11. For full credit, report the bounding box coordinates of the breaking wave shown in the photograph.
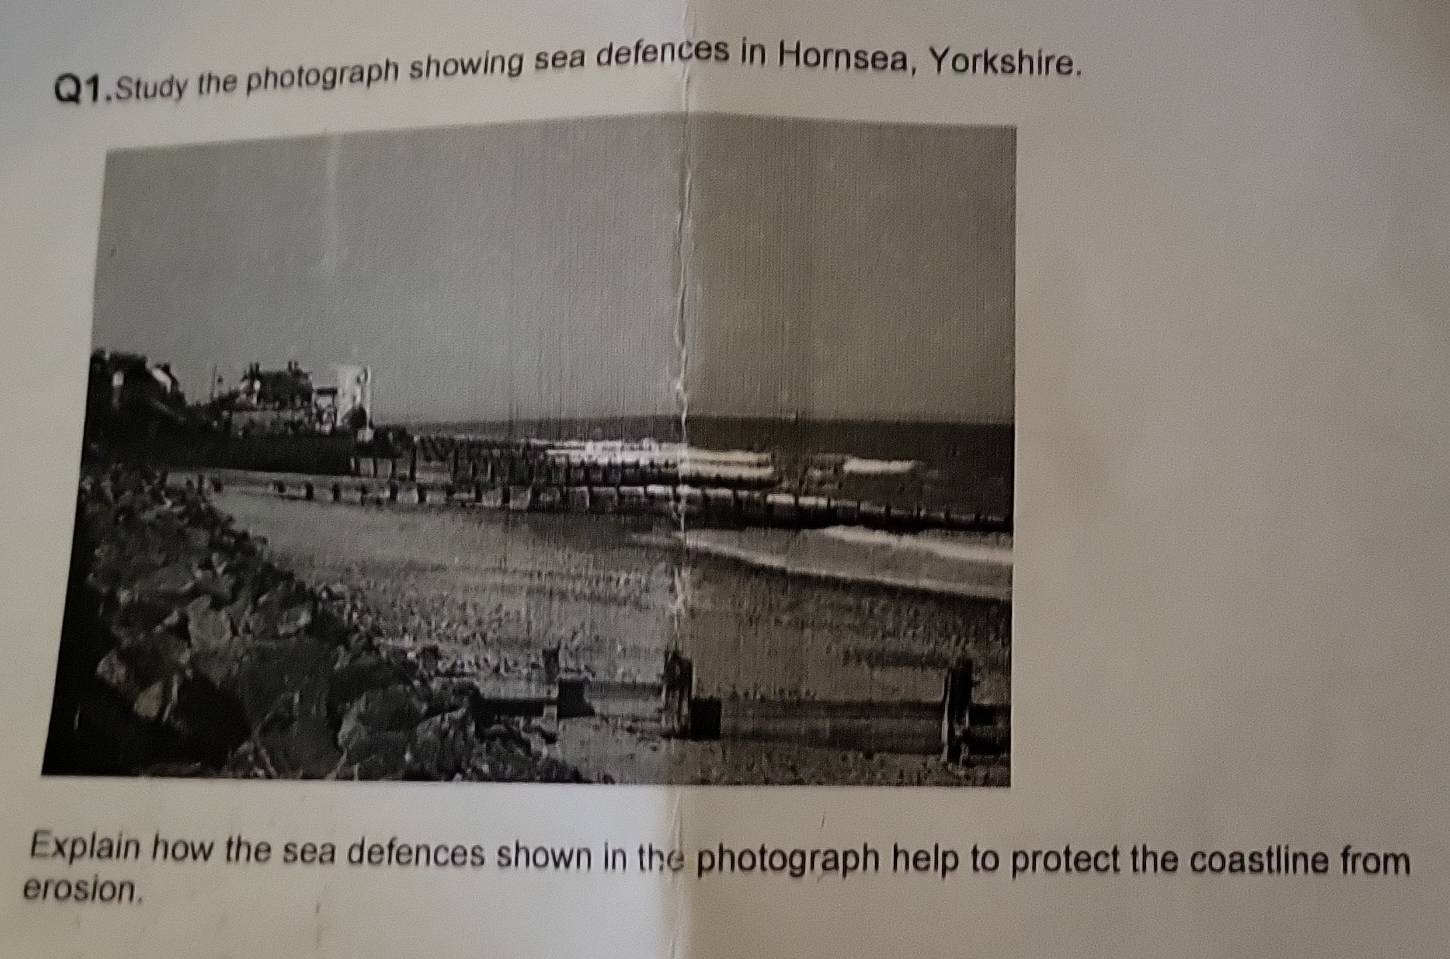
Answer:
[675,527,1012,602]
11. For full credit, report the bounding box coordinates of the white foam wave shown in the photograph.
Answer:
[819,526,1012,566]
[839,457,920,476]
[677,528,1012,601]
[544,441,775,479]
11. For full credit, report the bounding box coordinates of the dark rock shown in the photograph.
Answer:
[183,527,212,555]
[342,684,428,734]
[327,652,413,719]
[257,714,343,778]
[342,730,410,779]
[164,675,250,766]
[421,679,475,717]
[94,649,139,702]
[478,722,529,750]
[307,605,351,646]
[112,588,179,633]
[97,667,251,773]
[116,627,190,687]
[133,676,177,722]
[190,645,246,693]
[406,708,475,778]
[526,720,559,745]
[245,584,313,641]
[191,570,236,605]
[414,643,442,673]
[133,561,198,603]
[187,596,236,652]
[69,684,180,774]
[337,711,370,754]
[232,637,335,729]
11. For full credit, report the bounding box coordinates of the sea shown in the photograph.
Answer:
[408,416,1014,519]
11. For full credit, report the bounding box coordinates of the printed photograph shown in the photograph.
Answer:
[44,114,1014,785]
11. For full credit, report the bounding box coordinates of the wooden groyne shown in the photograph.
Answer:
[677,657,1010,762]
[340,433,1011,534]
[403,434,779,491]
[460,650,1009,764]
[230,472,1008,537]
[256,474,1009,535]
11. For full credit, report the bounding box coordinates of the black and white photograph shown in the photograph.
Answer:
[44,114,1014,785]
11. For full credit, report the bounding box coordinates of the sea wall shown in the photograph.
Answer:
[44,464,582,782]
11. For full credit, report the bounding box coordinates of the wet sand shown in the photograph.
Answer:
[215,488,1009,785]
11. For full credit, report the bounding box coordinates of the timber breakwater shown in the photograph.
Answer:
[44,463,584,782]
[341,433,1013,536]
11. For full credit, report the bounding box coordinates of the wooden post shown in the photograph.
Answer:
[942,661,973,764]
[556,678,591,719]
[661,651,694,737]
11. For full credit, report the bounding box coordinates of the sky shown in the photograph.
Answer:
[92,115,1014,424]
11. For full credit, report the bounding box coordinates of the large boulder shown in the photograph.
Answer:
[327,652,414,720]
[132,561,199,604]
[114,626,190,688]
[337,684,428,753]
[256,714,343,778]
[243,583,314,642]
[231,635,336,730]
[94,649,139,702]
[340,730,411,779]
[406,708,476,778]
